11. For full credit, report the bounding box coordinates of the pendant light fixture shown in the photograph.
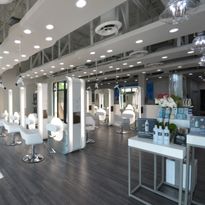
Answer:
[159,0,200,24]
[192,32,205,54]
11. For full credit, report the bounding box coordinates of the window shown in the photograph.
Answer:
[53,81,67,123]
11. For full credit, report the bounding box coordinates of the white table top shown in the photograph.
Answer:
[187,134,205,148]
[128,136,186,160]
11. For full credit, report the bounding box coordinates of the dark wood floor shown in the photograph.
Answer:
[0,126,205,205]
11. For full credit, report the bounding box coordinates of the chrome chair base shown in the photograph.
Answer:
[22,154,44,163]
[86,138,95,144]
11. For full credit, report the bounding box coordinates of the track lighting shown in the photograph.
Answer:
[15,75,24,86]
[0,80,6,89]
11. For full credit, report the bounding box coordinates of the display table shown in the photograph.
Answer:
[128,136,186,205]
[185,134,205,205]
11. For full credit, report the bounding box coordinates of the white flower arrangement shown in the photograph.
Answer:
[155,96,177,108]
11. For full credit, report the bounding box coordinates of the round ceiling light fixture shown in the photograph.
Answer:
[75,0,87,8]
[23,29,32,34]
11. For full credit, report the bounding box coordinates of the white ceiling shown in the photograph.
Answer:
[0,0,125,74]
[1,0,205,83]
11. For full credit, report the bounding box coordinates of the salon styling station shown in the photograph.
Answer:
[128,136,186,205]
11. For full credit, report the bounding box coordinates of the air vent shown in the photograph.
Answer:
[129,49,148,58]
[95,20,122,36]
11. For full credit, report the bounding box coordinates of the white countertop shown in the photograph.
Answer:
[128,136,186,160]
[187,134,205,148]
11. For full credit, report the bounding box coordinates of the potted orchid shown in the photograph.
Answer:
[155,94,177,126]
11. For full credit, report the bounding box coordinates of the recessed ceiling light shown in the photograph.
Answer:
[99,71,103,74]
[70,64,74,68]
[14,40,21,44]
[43,73,47,75]
[162,56,168,59]
[109,65,113,69]
[93,69,96,72]
[189,73,193,76]
[129,65,134,68]
[124,81,127,83]
[116,76,119,78]
[24,29,32,34]
[0,56,3,59]
[40,69,44,72]
[86,59,92,63]
[87,79,90,82]
[27,74,30,77]
[104,77,107,80]
[72,74,75,77]
[46,24,54,30]
[158,76,162,79]
[34,72,38,74]
[60,67,65,70]
[6,64,10,67]
[100,55,106,58]
[169,28,179,33]
[34,45,40,49]
[107,82,110,85]
[137,61,142,64]
[21,54,26,58]
[90,51,95,55]
[45,37,53,41]
[14,59,19,62]
[123,62,127,66]
[157,69,162,72]
[30,77,33,79]
[75,0,87,8]
[35,75,39,78]
[116,67,120,70]
[178,65,182,68]
[78,75,81,78]
[127,74,130,76]
[51,65,55,68]
[59,62,64,65]
[142,71,146,74]
[49,71,53,74]
[187,50,194,54]
[3,51,9,54]
[2,67,6,70]
[135,79,138,82]
[84,71,87,74]
[107,49,113,53]
[136,39,143,44]
[90,73,94,75]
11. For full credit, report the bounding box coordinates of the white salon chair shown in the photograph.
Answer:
[46,117,63,153]
[0,110,9,137]
[3,121,22,146]
[26,113,37,129]
[13,112,20,124]
[96,108,106,126]
[85,113,96,144]
[19,126,44,163]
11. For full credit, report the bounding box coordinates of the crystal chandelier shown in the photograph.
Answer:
[159,0,200,25]
[199,55,205,66]
[192,33,205,54]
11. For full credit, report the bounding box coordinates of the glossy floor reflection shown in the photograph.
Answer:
[0,126,204,205]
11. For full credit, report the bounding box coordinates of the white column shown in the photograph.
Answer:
[37,83,43,137]
[138,74,146,106]
[80,79,86,148]
[108,89,114,125]
[20,87,26,127]
[8,89,13,123]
